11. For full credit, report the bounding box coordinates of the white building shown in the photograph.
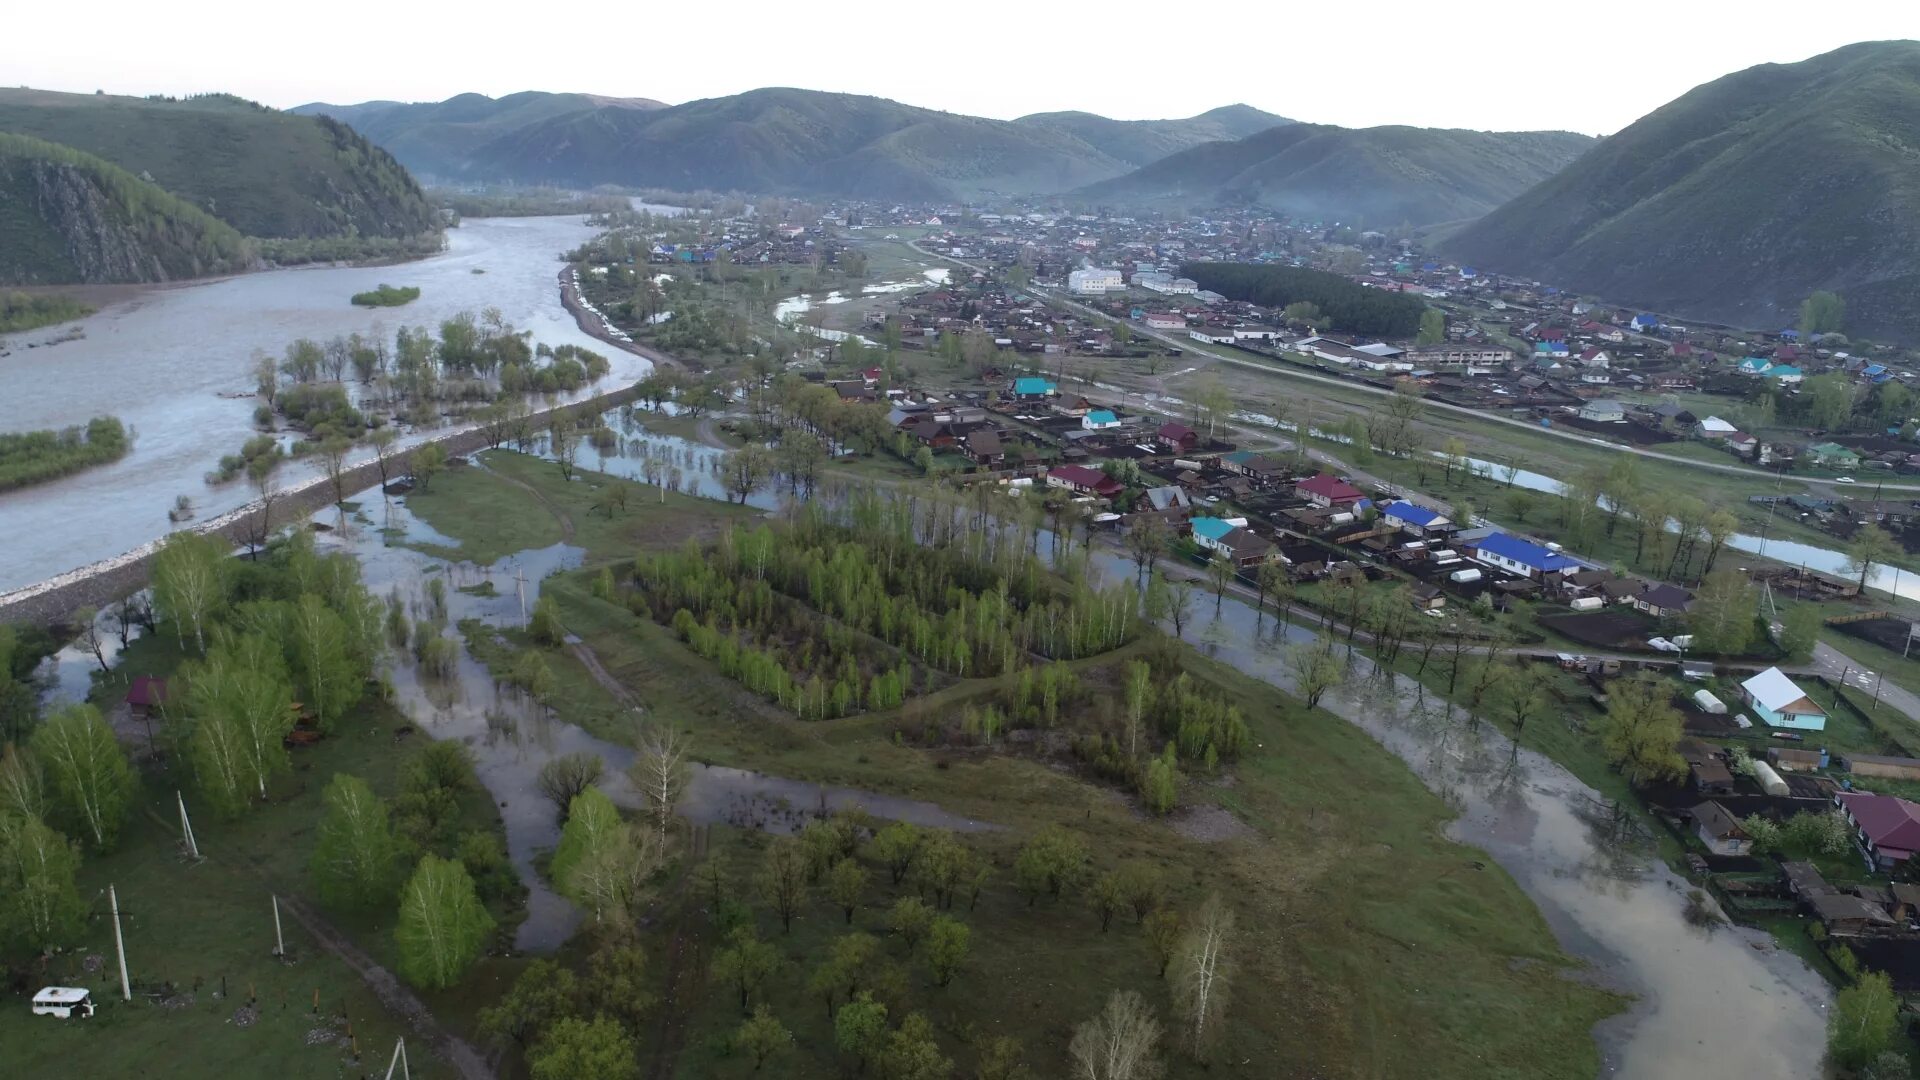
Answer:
[1068,268,1124,294]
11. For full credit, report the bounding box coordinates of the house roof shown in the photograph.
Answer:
[1699,416,1737,433]
[1190,517,1235,541]
[126,674,169,708]
[1638,583,1694,610]
[1692,801,1747,841]
[1474,532,1580,573]
[965,430,1002,456]
[1839,792,1920,857]
[1157,422,1196,442]
[1382,500,1446,528]
[1013,377,1056,395]
[1049,464,1115,489]
[1145,486,1191,512]
[1220,526,1275,556]
[1741,667,1824,716]
[1086,410,1118,425]
[1296,473,1363,502]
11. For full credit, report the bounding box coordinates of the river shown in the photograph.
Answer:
[0,207,678,595]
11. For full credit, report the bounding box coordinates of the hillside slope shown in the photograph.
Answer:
[1010,104,1292,168]
[0,88,440,241]
[0,132,252,284]
[1438,40,1920,340]
[293,91,667,180]
[1079,123,1594,225]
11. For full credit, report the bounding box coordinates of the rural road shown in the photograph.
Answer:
[906,240,1915,494]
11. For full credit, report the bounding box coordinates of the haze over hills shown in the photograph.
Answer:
[299,88,1294,200]
[0,88,439,245]
[1439,40,1920,341]
[1077,123,1595,226]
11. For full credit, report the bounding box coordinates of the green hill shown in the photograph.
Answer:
[306,88,1295,200]
[1078,123,1594,226]
[293,91,668,180]
[1010,104,1292,168]
[0,132,251,285]
[1438,40,1920,341]
[0,88,440,242]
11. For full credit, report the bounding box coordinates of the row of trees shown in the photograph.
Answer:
[1181,262,1429,337]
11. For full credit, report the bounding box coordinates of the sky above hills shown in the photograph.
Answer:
[17,1,1918,134]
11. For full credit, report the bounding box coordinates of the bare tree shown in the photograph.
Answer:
[368,429,399,491]
[72,607,109,672]
[319,436,354,506]
[1172,894,1235,1057]
[550,417,581,481]
[627,723,690,839]
[758,835,810,933]
[536,752,605,820]
[1126,518,1167,580]
[1068,990,1165,1080]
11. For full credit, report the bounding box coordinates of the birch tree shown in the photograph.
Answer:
[153,531,227,653]
[310,773,401,907]
[1068,989,1165,1080]
[395,854,494,990]
[1172,894,1235,1056]
[288,593,357,732]
[31,704,135,850]
[0,812,84,952]
[628,723,690,839]
[0,743,46,822]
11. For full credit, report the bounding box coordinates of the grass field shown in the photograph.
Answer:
[402,458,1626,1079]
[0,655,518,1080]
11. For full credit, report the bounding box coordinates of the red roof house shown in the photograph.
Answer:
[1155,422,1199,452]
[125,674,170,717]
[1294,473,1364,508]
[1047,464,1122,498]
[1837,791,1920,869]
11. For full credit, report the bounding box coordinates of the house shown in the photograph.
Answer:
[1232,326,1281,342]
[1220,450,1289,487]
[1679,740,1734,794]
[1190,517,1274,567]
[1631,313,1660,332]
[1633,583,1694,618]
[962,430,1004,467]
[1047,464,1122,498]
[1012,377,1057,401]
[1381,500,1452,536]
[1143,312,1186,330]
[1470,533,1581,579]
[1188,328,1237,345]
[1578,400,1625,422]
[1294,473,1364,509]
[1406,345,1513,372]
[1143,486,1193,516]
[125,675,169,719]
[1068,268,1124,294]
[1765,364,1805,385]
[1697,416,1738,438]
[1082,410,1121,431]
[1836,792,1920,869]
[1189,516,1236,552]
[1740,667,1828,730]
[1155,422,1199,452]
[1805,442,1862,469]
[1691,801,1752,856]
[1411,583,1446,610]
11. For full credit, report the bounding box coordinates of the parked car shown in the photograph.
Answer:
[1836,476,1856,484]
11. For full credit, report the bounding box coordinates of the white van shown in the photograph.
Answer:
[32,987,95,1019]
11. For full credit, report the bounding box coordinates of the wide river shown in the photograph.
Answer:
[0,212,664,593]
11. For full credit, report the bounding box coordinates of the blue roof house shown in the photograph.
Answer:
[1737,357,1772,376]
[1632,313,1660,330]
[1082,409,1121,430]
[1189,516,1235,555]
[1764,364,1804,384]
[1382,500,1452,535]
[1012,377,1057,399]
[1471,533,1581,579]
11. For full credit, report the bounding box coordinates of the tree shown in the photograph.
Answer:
[0,744,45,823]
[1830,971,1899,1070]
[629,723,689,839]
[1122,661,1153,761]
[1416,307,1446,346]
[1143,908,1183,978]
[1600,674,1686,785]
[1140,749,1178,816]
[913,830,977,910]
[1204,552,1234,614]
[1688,567,1757,655]
[1172,894,1235,1056]
[712,923,782,1012]
[530,1016,637,1080]
[1192,372,1231,439]
[886,1012,954,1080]
[723,446,775,504]
[976,1036,1034,1080]
[153,531,227,653]
[479,959,580,1048]
[395,854,494,990]
[31,704,134,850]
[288,593,358,732]
[1785,810,1853,857]
[1800,290,1845,337]
[890,895,934,951]
[835,991,889,1076]
[1013,825,1088,906]
[311,773,400,906]
[759,835,810,932]
[735,1005,793,1071]
[555,797,660,928]
[411,441,447,491]
[1286,641,1342,709]
[0,812,84,953]
[1126,518,1167,580]
[530,594,567,646]
[869,821,923,886]
[537,752,604,819]
[1847,524,1899,594]
[925,915,970,987]
[829,857,869,924]
[549,418,581,481]
[1116,862,1163,924]
[1741,814,1782,856]
[1159,573,1194,640]
[1777,603,1822,661]
[368,428,400,490]
[583,941,656,1029]
[1068,990,1165,1080]
[1858,1051,1913,1080]
[1090,871,1126,932]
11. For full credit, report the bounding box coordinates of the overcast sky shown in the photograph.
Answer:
[12,1,1918,134]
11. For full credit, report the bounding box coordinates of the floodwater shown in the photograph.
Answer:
[0,208,672,594]
[1071,539,1831,1076]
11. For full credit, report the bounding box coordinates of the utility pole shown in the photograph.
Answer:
[272,895,286,958]
[176,791,200,860]
[384,1037,411,1080]
[515,567,529,624]
[109,884,130,1001]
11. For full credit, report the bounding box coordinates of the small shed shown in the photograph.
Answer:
[125,675,170,719]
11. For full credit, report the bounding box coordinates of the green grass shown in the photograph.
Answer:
[2,638,518,1079]
[409,456,1625,1078]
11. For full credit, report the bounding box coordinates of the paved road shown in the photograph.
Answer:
[911,241,1901,494]
[1808,639,1920,723]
